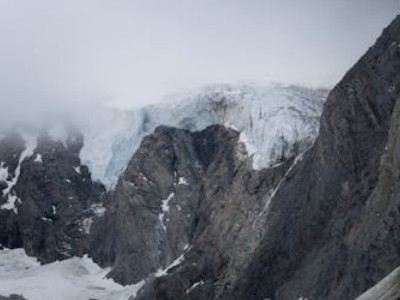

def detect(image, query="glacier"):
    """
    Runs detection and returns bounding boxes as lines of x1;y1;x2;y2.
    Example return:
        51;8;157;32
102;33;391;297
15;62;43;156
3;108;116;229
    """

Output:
0;83;328;188
79;83;328;186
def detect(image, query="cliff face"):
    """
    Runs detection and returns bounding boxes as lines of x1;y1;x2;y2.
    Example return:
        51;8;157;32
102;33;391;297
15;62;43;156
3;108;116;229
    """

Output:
0;130;105;263
90;124;293;289
230;15;400;300
89;15;400;300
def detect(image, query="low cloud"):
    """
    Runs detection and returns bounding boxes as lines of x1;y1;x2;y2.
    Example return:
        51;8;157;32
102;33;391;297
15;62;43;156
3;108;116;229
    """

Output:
0;0;398;113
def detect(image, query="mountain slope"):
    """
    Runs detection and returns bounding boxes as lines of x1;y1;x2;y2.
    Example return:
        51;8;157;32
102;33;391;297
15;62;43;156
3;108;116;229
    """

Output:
228;14;400;300
88;14;400;300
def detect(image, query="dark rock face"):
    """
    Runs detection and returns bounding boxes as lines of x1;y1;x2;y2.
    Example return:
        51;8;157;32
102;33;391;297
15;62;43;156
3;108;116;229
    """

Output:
229;15;400;300
90;124;293;286
0;130;105;263
91;15;400;300
0;295;26;300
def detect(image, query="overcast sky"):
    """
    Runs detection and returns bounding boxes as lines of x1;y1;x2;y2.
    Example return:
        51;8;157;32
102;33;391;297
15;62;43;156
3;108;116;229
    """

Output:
0;0;399;109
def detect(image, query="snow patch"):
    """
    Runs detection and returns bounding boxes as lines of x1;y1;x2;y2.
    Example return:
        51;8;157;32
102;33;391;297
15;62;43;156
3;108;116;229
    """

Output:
91;202;106;217
186;280;205;294
177;177;188;185
155;254;185;278
1;194;19;214
0;162;8;182
81;217;93;234
159;192;175;231
2;130;38;204
0;248;145;300
74;166;81;174
34;153;43;163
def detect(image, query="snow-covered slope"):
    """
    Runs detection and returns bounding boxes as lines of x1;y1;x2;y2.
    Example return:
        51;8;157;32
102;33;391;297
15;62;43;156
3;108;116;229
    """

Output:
0;248;144;300
79;84;327;186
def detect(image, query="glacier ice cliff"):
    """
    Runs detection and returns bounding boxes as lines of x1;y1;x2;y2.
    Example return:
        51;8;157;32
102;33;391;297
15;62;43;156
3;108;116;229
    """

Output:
79;84;327;186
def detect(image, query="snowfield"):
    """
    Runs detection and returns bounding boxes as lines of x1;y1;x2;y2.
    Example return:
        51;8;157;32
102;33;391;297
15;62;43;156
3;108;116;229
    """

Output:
0;248;144;300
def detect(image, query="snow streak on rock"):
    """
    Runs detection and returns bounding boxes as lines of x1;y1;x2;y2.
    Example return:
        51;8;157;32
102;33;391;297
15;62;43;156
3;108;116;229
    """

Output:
1;130;38;213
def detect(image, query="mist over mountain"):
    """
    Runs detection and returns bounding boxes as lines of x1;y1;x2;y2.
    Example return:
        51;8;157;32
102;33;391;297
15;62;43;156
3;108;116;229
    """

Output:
0;2;400;300
0;0;398;111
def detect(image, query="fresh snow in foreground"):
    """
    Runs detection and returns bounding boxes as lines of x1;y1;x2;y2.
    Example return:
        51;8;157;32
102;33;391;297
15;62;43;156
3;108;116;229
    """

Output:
0;248;144;300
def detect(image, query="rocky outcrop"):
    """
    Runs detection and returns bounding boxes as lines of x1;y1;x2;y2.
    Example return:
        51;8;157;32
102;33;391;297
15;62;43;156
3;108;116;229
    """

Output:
0;129;104;263
90;124;293;287
354;266;400;300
